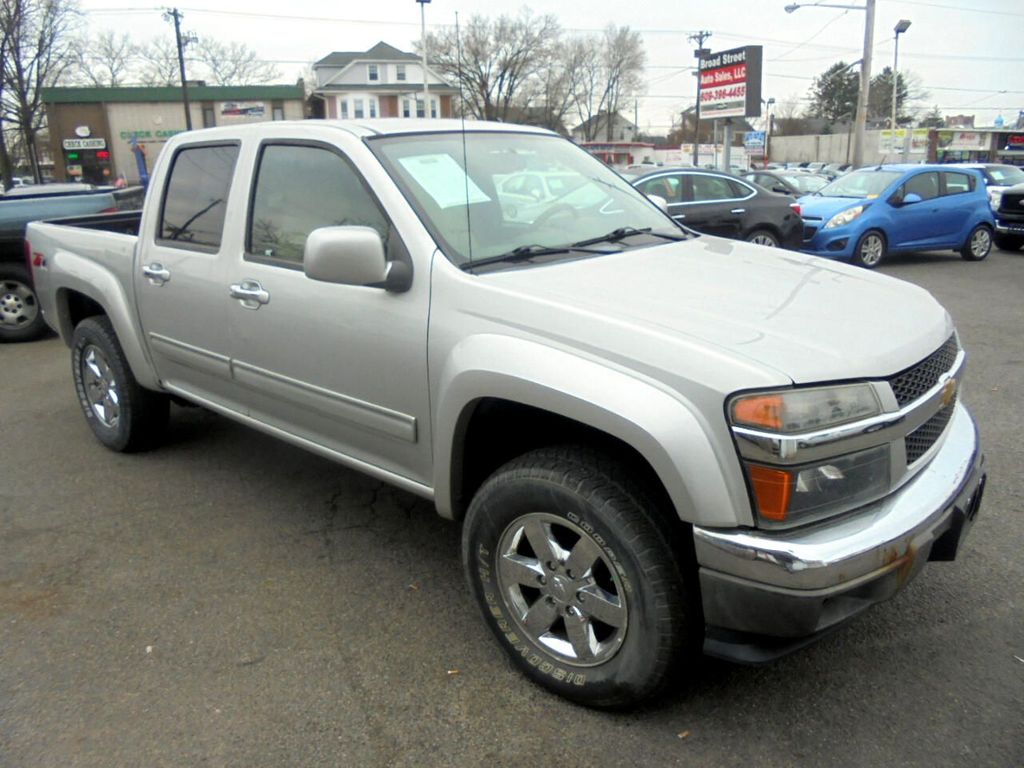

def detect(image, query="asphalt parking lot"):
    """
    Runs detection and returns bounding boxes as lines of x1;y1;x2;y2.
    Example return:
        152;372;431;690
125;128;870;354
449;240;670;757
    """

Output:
2;247;1023;767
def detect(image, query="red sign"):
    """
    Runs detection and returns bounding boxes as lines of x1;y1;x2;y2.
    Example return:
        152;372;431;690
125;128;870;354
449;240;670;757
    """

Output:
1007;134;1024;147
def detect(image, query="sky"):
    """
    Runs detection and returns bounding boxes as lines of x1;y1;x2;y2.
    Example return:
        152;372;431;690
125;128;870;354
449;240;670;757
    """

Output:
77;0;1024;134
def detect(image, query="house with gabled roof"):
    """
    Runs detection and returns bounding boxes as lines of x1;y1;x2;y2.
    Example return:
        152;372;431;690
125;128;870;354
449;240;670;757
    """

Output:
312;41;458;120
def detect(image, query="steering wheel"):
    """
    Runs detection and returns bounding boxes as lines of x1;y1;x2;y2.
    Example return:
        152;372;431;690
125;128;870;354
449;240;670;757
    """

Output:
533;203;579;228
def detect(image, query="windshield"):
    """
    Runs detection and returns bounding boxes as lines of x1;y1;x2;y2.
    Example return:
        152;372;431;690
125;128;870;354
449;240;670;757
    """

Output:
987;165;1024;185
780;173;828;193
818;169;903;198
369;131;680;267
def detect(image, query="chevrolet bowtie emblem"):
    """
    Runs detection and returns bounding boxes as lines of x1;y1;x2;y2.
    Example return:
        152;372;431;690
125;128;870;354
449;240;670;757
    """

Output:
941;378;958;408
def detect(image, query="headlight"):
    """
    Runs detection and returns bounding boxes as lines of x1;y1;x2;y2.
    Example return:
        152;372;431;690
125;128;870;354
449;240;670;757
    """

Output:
730;384;881;434
745;445;891;525
824;205;865;229
988;189;1002;211
730;384;888;526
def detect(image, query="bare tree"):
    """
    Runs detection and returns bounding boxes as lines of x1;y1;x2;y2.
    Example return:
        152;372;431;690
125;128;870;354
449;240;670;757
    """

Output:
423;10;560;122
135;36;180;86
66;30;134;87
194;39;280;86
0;0;80;182
568;25;646;141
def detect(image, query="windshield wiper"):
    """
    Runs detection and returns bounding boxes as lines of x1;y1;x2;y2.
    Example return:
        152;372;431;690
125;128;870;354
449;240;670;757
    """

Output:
459;244;572;271
571;226;688;248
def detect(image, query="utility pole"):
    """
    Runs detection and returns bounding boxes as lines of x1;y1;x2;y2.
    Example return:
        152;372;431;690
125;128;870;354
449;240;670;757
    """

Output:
688;30;712;166
163;8;195;130
417;0;431;117
851;0;875;168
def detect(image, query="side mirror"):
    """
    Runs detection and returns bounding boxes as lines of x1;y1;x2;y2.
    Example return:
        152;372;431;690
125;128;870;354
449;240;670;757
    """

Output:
773;185;791;195
902;192;923;205
647;194;669;213
304;226;411;292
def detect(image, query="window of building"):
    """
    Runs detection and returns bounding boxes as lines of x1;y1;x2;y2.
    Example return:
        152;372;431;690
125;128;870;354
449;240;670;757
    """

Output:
159;144;239;249
354;99;365;119
272;101;285;121
247;144;390;266
202;105;215;128
396;64;406;81
340;99;348;119
402;99;411;118
368;64;379;81
369;99;377;118
430;98;437;118
416;98;425;118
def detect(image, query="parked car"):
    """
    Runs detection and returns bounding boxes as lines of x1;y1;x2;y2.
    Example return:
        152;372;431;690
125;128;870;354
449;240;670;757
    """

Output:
743;169;830;197
992;181;1024;251
0;184;143;342
798;164;995;268
949;163;1024;213
631;167;802;248
28;121;985;708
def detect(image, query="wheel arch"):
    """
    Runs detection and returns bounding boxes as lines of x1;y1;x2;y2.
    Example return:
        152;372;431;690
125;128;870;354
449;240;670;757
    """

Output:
432;336;752;529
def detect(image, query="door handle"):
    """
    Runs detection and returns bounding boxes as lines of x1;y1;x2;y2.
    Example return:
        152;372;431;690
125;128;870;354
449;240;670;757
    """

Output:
673;213;686;220
229;279;270;309
142;263;170;285
730;208;747;214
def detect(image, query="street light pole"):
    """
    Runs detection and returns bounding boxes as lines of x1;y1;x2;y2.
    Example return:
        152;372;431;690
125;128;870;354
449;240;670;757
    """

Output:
416;0;431;117
688;30;711;166
891;19;911;160
785;0;875;168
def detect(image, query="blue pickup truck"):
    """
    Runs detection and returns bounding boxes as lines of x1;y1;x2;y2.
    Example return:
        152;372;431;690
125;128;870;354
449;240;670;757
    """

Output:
1;184;144;342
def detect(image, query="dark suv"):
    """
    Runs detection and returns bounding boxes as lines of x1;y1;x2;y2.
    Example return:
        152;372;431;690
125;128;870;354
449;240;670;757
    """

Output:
631;168;802;248
994;182;1024;251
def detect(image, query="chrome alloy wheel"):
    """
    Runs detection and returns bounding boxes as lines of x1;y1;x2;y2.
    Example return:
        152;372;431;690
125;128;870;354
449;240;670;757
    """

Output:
859;233;884;266
749;233;778;247
0;278;38;330
81;344;121;427
970;227;991;258
496;512;628;666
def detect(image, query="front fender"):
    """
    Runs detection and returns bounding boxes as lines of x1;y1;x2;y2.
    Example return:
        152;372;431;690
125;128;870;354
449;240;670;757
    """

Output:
432;334;753;528
50;248;160;391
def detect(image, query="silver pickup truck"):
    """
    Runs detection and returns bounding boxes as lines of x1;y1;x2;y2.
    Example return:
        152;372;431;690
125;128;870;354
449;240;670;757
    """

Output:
28;120;986;707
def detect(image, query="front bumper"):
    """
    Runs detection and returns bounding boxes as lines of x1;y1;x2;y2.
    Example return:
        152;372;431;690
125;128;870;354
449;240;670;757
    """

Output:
693;402;984;663
799;221;858;259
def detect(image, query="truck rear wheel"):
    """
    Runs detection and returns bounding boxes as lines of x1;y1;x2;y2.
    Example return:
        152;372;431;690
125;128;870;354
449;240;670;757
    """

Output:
0;264;47;342
71;315;169;452
462;446;692;707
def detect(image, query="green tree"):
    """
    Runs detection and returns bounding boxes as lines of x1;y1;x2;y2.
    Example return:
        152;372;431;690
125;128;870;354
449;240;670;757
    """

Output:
918;105;944;128
869;66;908;126
807;61;858;125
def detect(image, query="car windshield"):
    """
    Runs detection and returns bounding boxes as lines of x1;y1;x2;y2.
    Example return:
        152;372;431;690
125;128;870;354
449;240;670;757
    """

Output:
818;169;903;198
781;173;828;193
369;131;680;267
987;165;1024;185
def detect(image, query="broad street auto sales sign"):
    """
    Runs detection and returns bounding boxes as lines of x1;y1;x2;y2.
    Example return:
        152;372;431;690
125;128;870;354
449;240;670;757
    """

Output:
699;46;763;121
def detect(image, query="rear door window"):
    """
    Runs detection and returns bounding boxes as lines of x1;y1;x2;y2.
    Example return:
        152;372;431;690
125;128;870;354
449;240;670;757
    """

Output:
159;144;239;248
941;171;974;196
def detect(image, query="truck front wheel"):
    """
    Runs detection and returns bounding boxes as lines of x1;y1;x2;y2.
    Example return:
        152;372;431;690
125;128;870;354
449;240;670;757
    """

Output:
71;316;169;452
462;446;692;707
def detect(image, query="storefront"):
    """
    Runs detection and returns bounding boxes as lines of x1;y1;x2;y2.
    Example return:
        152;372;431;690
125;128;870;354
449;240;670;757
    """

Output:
933;129;994;164
994;131;1024;166
41;84;307;184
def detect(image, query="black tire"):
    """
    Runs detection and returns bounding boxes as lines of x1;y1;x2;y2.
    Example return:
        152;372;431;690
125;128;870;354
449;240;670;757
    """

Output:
71;315;169;452
0;263;48;342
993;232;1023;252
852;230;886;269
745;229;780;247
462;445;692;708
960;224;992;261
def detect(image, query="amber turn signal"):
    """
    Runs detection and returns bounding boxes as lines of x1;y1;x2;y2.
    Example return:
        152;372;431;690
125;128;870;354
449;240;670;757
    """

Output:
747;465;793;522
732;394;784;431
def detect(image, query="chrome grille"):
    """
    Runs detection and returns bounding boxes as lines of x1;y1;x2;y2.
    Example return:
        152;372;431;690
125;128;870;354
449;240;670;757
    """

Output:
905;398;956;464
888;336;959;407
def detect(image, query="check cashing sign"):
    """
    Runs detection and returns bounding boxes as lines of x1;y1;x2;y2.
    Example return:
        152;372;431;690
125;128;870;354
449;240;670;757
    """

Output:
699;46;763;120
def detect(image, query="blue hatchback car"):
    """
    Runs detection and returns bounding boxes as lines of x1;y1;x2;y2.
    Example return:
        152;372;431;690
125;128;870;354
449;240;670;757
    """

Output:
798;165;995;268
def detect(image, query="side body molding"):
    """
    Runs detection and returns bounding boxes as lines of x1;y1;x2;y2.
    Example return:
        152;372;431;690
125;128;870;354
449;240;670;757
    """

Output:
50;245;162;391
432;334;752;528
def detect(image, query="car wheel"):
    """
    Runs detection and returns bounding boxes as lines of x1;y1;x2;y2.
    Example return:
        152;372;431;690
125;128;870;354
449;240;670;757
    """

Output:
992;232;1022;252
0;264;47;342
852;231;886;269
746;229;780;247
961;224;992;261
463;445;692;708
71;315;169;452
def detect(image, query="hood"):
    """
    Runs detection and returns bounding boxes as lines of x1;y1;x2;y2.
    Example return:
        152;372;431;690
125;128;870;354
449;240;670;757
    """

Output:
797;194;873;221
475;236;953;385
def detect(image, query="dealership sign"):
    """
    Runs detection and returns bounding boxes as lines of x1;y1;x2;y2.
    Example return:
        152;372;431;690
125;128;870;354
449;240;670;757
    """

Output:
699;46;763;120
